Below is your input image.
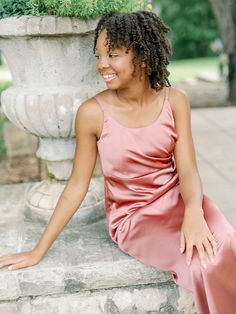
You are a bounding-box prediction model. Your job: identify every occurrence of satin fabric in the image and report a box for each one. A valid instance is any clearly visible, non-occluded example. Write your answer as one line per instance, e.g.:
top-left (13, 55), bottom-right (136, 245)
top-left (95, 87), bottom-right (236, 314)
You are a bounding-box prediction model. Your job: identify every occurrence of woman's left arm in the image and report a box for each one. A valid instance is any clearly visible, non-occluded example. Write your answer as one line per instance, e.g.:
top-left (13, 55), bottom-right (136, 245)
top-left (171, 87), bottom-right (217, 269)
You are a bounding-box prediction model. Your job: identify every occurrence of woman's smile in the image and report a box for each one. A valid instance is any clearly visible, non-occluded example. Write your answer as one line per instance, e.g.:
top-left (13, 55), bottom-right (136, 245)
top-left (102, 73), bottom-right (117, 83)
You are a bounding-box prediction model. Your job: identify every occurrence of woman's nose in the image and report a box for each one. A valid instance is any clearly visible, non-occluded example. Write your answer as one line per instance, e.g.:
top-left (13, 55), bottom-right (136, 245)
top-left (97, 56), bottom-right (110, 69)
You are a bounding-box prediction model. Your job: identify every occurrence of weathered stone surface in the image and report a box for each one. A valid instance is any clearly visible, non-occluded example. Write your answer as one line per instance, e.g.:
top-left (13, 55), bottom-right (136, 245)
top-left (0, 182), bottom-right (195, 313)
top-left (0, 303), bottom-right (18, 314)
top-left (176, 78), bottom-right (228, 108)
top-left (26, 176), bottom-right (104, 226)
top-left (1, 284), bottom-right (195, 314)
top-left (0, 182), bottom-right (28, 213)
top-left (3, 121), bottom-right (38, 157)
top-left (0, 155), bottom-right (46, 184)
top-left (0, 16), bottom-right (100, 36)
top-left (0, 214), bottom-right (174, 300)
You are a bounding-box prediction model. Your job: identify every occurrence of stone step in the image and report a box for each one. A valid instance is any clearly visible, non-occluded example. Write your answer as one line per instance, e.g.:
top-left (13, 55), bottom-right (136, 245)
top-left (0, 183), bottom-right (195, 313)
top-left (175, 79), bottom-right (228, 108)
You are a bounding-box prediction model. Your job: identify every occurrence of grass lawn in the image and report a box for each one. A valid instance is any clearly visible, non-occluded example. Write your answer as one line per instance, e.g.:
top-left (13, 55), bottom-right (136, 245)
top-left (168, 56), bottom-right (220, 84)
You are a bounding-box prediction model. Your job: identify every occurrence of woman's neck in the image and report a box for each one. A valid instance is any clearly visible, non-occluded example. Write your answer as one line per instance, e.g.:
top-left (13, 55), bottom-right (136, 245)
top-left (115, 82), bottom-right (157, 108)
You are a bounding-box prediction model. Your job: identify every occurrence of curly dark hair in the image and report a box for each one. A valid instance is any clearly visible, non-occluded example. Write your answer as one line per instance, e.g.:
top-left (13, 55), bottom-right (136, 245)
top-left (93, 11), bottom-right (172, 91)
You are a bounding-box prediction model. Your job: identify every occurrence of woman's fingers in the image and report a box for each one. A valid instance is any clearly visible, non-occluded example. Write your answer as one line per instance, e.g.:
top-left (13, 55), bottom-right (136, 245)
top-left (0, 251), bottom-right (40, 270)
top-left (203, 238), bottom-right (215, 263)
top-left (180, 231), bottom-right (185, 253)
top-left (0, 253), bottom-right (19, 261)
top-left (186, 242), bottom-right (193, 265)
top-left (207, 232), bottom-right (217, 256)
top-left (196, 242), bottom-right (207, 268)
top-left (0, 256), bottom-right (24, 268)
top-left (187, 235), bottom-right (217, 268)
top-left (9, 261), bottom-right (29, 271)
top-left (181, 212), bottom-right (217, 268)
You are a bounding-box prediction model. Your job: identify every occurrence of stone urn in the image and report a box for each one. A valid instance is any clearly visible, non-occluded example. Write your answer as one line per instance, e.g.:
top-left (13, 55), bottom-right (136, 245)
top-left (0, 16), bottom-right (105, 224)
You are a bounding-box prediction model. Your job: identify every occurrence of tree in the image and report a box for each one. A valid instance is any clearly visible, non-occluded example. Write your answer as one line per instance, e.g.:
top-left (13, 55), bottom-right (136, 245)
top-left (154, 0), bottom-right (219, 59)
top-left (209, 0), bottom-right (236, 105)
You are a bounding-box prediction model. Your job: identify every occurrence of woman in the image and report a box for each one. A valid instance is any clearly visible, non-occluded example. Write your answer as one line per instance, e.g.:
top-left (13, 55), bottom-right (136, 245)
top-left (0, 11), bottom-right (235, 313)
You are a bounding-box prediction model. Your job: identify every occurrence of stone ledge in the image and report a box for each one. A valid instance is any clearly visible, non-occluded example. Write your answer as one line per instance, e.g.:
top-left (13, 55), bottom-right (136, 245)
top-left (175, 79), bottom-right (228, 108)
top-left (0, 217), bottom-right (174, 300)
top-left (0, 283), bottom-right (195, 314)
top-left (0, 183), bottom-right (195, 312)
top-left (0, 16), bottom-right (100, 37)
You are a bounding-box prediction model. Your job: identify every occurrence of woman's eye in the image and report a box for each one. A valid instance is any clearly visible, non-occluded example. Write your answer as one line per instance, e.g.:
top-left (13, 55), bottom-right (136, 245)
top-left (94, 54), bottom-right (118, 59)
top-left (109, 54), bottom-right (118, 58)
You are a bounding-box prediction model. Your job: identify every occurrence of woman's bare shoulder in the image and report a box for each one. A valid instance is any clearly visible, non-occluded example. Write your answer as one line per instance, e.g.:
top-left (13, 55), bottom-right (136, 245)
top-left (77, 89), bottom-right (111, 114)
top-left (78, 97), bottom-right (100, 116)
top-left (75, 90), bottom-right (112, 136)
top-left (168, 86), bottom-right (190, 116)
top-left (75, 96), bottom-right (103, 135)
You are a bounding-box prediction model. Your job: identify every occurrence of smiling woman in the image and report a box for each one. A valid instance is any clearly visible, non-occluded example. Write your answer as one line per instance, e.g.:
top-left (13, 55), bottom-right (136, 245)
top-left (93, 11), bottom-right (172, 91)
top-left (95, 36), bottom-right (135, 88)
top-left (76, 11), bottom-right (236, 313)
top-left (0, 10), bottom-right (236, 314)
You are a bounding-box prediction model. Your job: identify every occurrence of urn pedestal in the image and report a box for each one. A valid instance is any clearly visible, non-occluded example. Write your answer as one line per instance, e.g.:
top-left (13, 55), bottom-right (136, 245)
top-left (0, 16), bottom-right (105, 223)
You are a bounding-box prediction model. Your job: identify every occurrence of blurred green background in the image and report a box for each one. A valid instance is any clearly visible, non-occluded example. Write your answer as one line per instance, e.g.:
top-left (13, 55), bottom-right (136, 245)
top-left (154, 0), bottom-right (219, 60)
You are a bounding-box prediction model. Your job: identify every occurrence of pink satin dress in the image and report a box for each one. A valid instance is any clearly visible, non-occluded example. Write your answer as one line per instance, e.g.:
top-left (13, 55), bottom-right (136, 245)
top-left (95, 86), bottom-right (236, 314)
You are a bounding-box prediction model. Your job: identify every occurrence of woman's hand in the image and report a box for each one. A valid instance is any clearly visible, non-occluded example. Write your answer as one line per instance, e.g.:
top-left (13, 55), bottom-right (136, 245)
top-left (180, 208), bottom-right (217, 268)
top-left (0, 249), bottom-right (43, 271)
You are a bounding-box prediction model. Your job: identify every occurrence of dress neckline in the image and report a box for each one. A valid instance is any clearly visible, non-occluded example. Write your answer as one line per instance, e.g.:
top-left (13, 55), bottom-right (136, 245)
top-left (97, 87), bottom-right (168, 131)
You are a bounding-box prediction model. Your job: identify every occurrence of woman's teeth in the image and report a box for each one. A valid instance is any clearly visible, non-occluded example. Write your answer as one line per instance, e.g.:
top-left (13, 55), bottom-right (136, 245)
top-left (103, 73), bottom-right (116, 82)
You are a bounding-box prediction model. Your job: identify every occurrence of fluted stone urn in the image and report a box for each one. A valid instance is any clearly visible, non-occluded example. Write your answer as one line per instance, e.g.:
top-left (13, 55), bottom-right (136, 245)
top-left (0, 16), bottom-right (105, 224)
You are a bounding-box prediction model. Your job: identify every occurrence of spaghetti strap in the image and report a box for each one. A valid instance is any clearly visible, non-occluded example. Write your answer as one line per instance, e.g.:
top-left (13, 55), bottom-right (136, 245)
top-left (163, 86), bottom-right (175, 126)
top-left (164, 86), bottom-right (169, 101)
top-left (94, 95), bottom-right (106, 111)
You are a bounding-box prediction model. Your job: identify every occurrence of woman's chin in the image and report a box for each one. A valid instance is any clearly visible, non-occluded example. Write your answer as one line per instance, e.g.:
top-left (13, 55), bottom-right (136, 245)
top-left (105, 82), bottom-right (119, 90)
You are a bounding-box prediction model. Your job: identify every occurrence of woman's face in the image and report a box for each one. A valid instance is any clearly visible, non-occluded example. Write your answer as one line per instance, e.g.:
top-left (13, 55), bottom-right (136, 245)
top-left (95, 29), bottom-right (143, 90)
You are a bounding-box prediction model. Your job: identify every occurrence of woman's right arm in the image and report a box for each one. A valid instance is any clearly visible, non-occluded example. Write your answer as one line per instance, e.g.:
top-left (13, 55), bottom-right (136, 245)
top-left (0, 99), bottom-right (100, 270)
